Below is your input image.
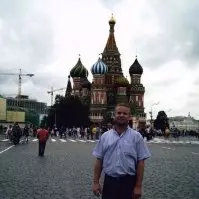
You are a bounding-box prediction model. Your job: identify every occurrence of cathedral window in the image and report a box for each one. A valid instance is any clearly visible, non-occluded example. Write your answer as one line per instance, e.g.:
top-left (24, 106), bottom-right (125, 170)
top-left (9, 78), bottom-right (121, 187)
top-left (136, 96), bottom-right (138, 101)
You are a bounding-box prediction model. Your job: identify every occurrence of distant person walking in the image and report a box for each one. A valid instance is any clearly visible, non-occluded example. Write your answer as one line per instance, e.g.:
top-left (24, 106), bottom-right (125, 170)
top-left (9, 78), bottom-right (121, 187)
top-left (6, 125), bottom-right (12, 141)
top-left (11, 122), bottom-right (22, 145)
top-left (23, 124), bottom-right (29, 143)
top-left (37, 125), bottom-right (49, 157)
top-left (92, 103), bottom-right (151, 199)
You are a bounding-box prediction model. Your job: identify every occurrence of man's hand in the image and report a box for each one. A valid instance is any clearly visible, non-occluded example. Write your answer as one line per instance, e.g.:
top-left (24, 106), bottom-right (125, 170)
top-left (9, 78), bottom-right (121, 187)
top-left (133, 186), bottom-right (142, 199)
top-left (92, 182), bottom-right (101, 197)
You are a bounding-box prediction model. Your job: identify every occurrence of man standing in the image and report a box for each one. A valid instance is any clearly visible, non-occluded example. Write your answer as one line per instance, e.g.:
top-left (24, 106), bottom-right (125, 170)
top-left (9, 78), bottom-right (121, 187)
top-left (92, 103), bottom-right (151, 199)
top-left (37, 125), bottom-right (49, 157)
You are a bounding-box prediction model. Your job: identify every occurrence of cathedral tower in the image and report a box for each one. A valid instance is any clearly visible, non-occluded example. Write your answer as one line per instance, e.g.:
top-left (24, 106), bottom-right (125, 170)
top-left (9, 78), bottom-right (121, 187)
top-left (129, 56), bottom-right (146, 128)
top-left (102, 15), bottom-right (123, 85)
top-left (90, 57), bottom-right (108, 123)
top-left (65, 75), bottom-right (72, 98)
top-left (70, 57), bottom-right (88, 96)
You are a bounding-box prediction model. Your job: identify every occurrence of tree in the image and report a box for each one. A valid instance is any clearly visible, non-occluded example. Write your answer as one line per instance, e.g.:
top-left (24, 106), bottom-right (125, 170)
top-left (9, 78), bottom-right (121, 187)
top-left (46, 94), bottom-right (90, 128)
top-left (130, 102), bottom-right (137, 115)
top-left (40, 115), bottom-right (47, 127)
top-left (25, 109), bottom-right (40, 126)
top-left (102, 111), bottom-right (113, 125)
top-left (154, 111), bottom-right (169, 132)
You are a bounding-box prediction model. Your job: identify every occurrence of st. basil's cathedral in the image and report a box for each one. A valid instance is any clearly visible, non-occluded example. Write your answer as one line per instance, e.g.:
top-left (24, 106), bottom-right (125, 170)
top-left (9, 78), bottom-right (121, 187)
top-left (65, 15), bottom-right (146, 129)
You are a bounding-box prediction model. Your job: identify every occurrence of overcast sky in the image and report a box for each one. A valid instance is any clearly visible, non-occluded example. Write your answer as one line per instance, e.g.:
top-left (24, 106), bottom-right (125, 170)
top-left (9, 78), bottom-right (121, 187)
top-left (0, 0), bottom-right (199, 119)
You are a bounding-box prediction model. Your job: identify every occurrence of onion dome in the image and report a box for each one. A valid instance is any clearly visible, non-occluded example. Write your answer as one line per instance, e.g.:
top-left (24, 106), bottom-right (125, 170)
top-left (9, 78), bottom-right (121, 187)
top-left (82, 78), bottom-right (91, 89)
top-left (70, 57), bottom-right (88, 78)
top-left (91, 58), bottom-right (108, 75)
top-left (116, 76), bottom-right (129, 87)
top-left (129, 58), bottom-right (143, 75)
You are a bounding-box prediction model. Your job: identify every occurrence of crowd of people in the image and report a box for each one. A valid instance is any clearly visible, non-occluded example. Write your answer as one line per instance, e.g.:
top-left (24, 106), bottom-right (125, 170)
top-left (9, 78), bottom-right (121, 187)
top-left (2, 121), bottom-right (199, 146)
top-left (5, 123), bottom-right (30, 145)
top-left (48, 126), bottom-right (110, 140)
top-left (138, 126), bottom-right (199, 141)
top-left (2, 123), bottom-right (111, 146)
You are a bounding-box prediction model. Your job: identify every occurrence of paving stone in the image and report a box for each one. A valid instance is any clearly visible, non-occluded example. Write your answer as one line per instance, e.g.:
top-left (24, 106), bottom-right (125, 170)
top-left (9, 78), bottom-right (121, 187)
top-left (0, 139), bottom-right (199, 199)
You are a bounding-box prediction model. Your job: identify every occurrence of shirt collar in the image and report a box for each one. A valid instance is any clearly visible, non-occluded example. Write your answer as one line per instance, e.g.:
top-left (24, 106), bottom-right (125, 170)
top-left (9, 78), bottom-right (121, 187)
top-left (112, 126), bottom-right (130, 137)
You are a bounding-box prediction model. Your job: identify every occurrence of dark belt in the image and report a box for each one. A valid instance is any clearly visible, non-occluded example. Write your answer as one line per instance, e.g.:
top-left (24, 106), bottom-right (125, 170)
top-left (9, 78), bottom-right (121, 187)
top-left (105, 174), bottom-right (136, 181)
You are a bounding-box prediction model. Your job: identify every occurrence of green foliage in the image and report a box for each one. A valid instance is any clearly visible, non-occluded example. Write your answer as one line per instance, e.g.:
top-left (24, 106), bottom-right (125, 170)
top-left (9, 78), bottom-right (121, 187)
top-left (46, 94), bottom-right (90, 128)
top-left (25, 110), bottom-right (39, 126)
top-left (154, 111), bottom-right (169, 132)
top-left (102, 111), bottom-right (113, 125)
top-left (40, 115), bottom-right (47, 127)
top-left (130, 102), bottom-right (137, 115)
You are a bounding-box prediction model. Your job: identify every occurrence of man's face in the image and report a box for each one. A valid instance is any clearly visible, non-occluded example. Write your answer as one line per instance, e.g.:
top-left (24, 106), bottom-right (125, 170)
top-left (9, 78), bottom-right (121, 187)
top-left (114, 106), bottom-right (130, 126)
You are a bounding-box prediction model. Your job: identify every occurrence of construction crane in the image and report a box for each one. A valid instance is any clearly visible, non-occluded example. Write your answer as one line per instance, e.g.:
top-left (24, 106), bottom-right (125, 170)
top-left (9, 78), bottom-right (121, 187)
top-left (47, 86), bottom-right (66, 106)
top-left (0, 68), bottom-right (34, 97)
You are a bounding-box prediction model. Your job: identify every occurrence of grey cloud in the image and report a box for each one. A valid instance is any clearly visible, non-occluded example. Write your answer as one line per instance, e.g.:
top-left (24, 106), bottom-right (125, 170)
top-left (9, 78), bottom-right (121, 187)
top-left (0, 0), bottom-right (54, 72)
top-left (32, 73), bottom-right (68, 89)
top-left (100, 0), bottom-right (122, 8)
top-left (184, 97), bottom-right (199, 119)
top-left (183, 88), bottom-right (199, 118)
top-left (151, 77), bottom-right (181, 87)
top-left (0, 0), bottom-right (54, 97)
top-left (0, 0), bottom-right (31, 19)
top-left (194, 78), bottom-right (199, 85)
top-left (137, 0), bottom-right (199, 69)
top-left (188, 91), bottom-right (199, 98)
top-left (0, 72), bottom-right (68, 98)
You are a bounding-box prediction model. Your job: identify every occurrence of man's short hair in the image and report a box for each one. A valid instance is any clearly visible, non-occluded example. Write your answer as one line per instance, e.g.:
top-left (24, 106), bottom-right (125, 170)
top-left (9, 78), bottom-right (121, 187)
top-left (115, 103), bottom-right (131, 110)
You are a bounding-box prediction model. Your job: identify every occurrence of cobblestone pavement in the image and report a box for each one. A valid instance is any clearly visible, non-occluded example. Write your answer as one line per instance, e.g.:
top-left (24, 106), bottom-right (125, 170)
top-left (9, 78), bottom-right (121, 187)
top-left (0, 137), bottom-right (199, 199)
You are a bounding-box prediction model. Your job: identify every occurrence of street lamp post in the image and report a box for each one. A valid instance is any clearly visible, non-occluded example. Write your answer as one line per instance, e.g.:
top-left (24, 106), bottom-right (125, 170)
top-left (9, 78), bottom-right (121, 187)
top-left (149, 102), bottom-right (160, 127)
top-left (188, 112), bottom-right (191, 144)
top-left (54, 110), bottom-right (57, 128)
top-left (54, 98), bottom-right (60, 128)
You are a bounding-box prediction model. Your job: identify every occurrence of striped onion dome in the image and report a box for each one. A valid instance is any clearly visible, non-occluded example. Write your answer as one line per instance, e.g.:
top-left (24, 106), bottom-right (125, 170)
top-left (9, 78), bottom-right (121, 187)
top-left (91, 58), bottom-right (108, 75)
top-left (70, 58), bottom-right (88, 78)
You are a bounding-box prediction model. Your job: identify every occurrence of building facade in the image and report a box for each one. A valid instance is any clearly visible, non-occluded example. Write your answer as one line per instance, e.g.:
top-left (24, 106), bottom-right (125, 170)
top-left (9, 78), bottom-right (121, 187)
top-left (169, 115), bottom-right (199, 131)
top-left (0, 95), bottom-right (47, 126)
top-left (0, 95), bottom-right (7, 121)
top-left (66, 16), bottom-right (146, 128)
top-left (6, 95), bottom-right (48, 114)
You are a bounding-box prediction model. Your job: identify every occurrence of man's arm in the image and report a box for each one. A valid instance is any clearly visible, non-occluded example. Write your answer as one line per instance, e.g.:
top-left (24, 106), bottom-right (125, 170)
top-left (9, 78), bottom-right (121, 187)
top-left (135, 160), bottom-right (145, 187)
top-left (93, 158), bottom-right (103, 183)
top-left (133, 160), bottom-right (145, 198)
top-left (46, 130), bottom-right (49, 140)
top-left (36, 130), bottom-right (40, 139)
